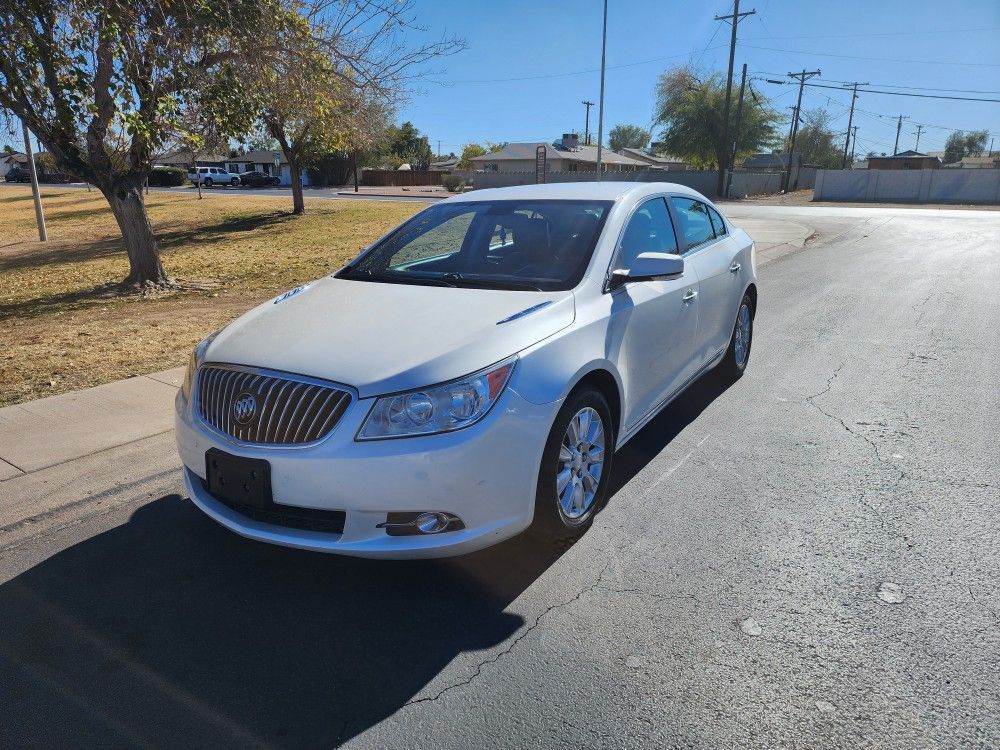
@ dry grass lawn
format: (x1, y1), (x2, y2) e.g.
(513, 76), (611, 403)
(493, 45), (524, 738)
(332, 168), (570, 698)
(0, 186), (421, 407)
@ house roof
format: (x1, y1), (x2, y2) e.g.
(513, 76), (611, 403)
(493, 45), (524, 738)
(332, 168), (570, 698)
(618, 147), (687, 165)
(870, 151), (940, 161)
(230, 150), (288, 165)
(743, 152), (800, 168)
(153, 149), (229, 165)
(469, 142), (647, 167)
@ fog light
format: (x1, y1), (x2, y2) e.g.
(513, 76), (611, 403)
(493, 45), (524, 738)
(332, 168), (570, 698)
(415, 512), (451, 534)
(377, 511), (465, 536)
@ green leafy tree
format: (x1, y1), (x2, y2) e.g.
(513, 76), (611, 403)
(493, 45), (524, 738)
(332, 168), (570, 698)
(653, 66), (779, 176)
(386, 121), (433, 170)
(458, 143), (486, 168)
(943, 130), (989, 163)
(0, 0), (281, 289)
(794, 109), (843, 168)
(608, 124), (651, 152)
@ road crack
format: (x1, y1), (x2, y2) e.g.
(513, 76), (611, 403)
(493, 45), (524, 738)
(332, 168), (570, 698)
(401, 562), (612, 709)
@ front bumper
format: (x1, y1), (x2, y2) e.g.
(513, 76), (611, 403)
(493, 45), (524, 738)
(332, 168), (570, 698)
(175, 376), (558, 559)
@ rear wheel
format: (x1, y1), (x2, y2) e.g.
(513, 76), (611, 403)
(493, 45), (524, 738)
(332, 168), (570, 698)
(717, 292), (754, 381)
(203, 177), (213, 188)
(532, 388), (614, 544)
(230, 177), (239, 186)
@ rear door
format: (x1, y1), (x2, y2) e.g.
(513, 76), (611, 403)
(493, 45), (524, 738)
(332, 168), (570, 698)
(606, 197), (701, 430)
(669, 196), (740, 364)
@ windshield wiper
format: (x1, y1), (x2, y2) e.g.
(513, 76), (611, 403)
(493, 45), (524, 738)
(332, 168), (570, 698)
(340, 268), (456, 287)
(437, 273), (543, 292)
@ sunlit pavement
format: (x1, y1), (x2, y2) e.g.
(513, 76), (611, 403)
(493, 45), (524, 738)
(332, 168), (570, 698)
(1, 206), (997, 748)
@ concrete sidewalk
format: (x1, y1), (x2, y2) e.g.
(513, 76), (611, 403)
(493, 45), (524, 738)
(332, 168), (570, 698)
(0, 368), (184, 481)
(0, 214), (813, 483)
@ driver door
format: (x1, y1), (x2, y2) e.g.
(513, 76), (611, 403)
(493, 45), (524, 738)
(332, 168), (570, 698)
(606, 197), (701, 431)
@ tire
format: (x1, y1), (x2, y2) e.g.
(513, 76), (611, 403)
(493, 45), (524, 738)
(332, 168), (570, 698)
(717, 292), (754, 381)
(230, 177), (239, 186)
(531, 387), (615, 545)
(203, 177), (213, 188)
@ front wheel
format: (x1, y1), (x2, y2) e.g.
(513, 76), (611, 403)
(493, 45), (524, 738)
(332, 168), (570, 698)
(203, 177), (213, 188)
(230, 177), (239, 186)
(532, 388), (614, 544)
(717, 292), (754, 381)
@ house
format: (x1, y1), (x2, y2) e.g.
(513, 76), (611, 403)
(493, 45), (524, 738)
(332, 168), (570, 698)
(949, 154), (1000, 169)
(867, 151), (941, 170)
(615, 147), (689, 171)
(1, 151), (28, 173)
(469, 134), (648, 173)
(743, 152), (801, 171)
(429, 157), (460, 171)
(154, 148), (309, 186)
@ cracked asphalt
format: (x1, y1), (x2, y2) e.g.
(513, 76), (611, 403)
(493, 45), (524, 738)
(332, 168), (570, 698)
(1, 206), (998, 748)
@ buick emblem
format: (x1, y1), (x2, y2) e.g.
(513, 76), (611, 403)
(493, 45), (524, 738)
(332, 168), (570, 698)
(232, 392), (257, 424)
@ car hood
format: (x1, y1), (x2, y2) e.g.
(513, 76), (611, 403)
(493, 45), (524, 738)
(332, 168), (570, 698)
(205, 277), (575, 397)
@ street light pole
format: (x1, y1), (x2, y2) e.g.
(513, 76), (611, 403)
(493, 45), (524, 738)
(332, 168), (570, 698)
(595, 0), (608, 178)
(22, 122), (47, 242)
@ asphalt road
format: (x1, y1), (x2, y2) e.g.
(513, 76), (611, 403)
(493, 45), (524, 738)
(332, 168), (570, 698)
(1, 206), (998, 749)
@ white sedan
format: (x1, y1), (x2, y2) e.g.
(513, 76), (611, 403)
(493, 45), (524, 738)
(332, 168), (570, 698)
(175, 182), (757, 558)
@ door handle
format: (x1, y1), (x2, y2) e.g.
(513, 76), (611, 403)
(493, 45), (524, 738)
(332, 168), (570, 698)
(729, 262), (741, 273)
(682, 290), (698, 303)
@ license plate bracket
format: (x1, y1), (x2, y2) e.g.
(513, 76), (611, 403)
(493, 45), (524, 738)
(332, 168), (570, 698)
(205, 448), (272, 508)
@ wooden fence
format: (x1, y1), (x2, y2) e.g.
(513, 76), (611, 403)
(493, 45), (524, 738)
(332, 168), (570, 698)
(361, 169), (443, 187)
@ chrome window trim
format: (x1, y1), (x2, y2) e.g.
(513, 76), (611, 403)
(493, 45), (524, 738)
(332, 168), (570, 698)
(193, 362), (357, 450)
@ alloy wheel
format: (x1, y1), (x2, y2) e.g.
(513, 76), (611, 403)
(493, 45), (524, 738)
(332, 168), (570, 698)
(734, 302), (751, 368)
(556, 407), (606, 520)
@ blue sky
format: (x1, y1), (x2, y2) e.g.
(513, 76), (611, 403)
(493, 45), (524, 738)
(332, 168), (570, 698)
(401, 0), (1000, 158)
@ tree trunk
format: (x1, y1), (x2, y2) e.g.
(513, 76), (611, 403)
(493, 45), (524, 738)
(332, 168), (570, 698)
(289, 160), (305, 215)
(103, 179), (171, 289)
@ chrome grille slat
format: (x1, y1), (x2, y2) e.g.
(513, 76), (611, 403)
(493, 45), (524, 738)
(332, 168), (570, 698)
(196, 365), (351, 446)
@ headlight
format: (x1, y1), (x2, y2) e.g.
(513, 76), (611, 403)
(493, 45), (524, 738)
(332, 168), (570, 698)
(356, 358), (516, 440)
(180, 329), (222, 401)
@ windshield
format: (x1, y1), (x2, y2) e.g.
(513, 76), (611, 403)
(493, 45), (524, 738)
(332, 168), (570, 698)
(338, 199), (613, 291)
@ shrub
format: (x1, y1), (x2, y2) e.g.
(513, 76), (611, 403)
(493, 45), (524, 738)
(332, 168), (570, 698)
(148, 166), (186, 187)
(442, 174), (465, 192)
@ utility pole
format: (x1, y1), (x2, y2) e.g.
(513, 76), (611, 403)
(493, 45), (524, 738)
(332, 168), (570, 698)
(436, 140), (441, 159)
(784, 69), (821, 191)
(914, 124), (924, 152)
(714, 1), (756, 196)
(840, 80), (867, 169)
(21, 122), (47, 242)
(582, 100), (595, 146)
(595, 0), (608, 178)
(725, 63), (747, 198)
(850, 125), (858, 166)
(892, 114), (910, 155)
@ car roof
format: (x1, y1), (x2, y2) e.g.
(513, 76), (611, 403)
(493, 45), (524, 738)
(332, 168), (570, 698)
(442, 181), (710, 205)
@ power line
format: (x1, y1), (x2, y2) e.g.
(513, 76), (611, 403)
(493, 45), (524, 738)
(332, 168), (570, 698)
(740, 25), (1000, 42)
(442, 46), (727, 84)
(714, 0), (756, 196)
(742, 44), (1000, 67)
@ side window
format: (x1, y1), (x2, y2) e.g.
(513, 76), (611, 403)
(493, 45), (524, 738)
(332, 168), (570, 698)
(616, 198), (679, 269)
(707, 206), (728, 237)
(670, 197), (716, 250)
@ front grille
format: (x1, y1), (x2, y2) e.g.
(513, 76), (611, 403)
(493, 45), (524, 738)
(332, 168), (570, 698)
(197, 365), (352, 445)
(206, 485), (347, 534)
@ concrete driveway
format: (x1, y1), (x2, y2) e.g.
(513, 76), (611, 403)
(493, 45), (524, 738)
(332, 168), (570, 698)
(1, 205), (997, 749)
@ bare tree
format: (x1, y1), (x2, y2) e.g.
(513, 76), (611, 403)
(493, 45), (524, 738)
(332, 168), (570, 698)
(251, 0), (464, 214)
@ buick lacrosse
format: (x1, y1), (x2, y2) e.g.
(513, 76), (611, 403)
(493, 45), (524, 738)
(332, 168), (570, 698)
(175, 182), (757, 558)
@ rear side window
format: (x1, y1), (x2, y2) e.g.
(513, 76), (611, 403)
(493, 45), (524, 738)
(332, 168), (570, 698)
(617, 197), (679, 269)
(707, 206), (728, 237)
(670, 197), (715, 250)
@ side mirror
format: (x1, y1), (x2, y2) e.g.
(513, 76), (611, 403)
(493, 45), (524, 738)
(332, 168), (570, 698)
(609, 253), (684, 289)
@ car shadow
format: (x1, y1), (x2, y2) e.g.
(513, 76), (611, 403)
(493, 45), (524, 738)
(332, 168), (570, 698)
(608, 369), (736, 495)
(0, 371), (733, 748)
